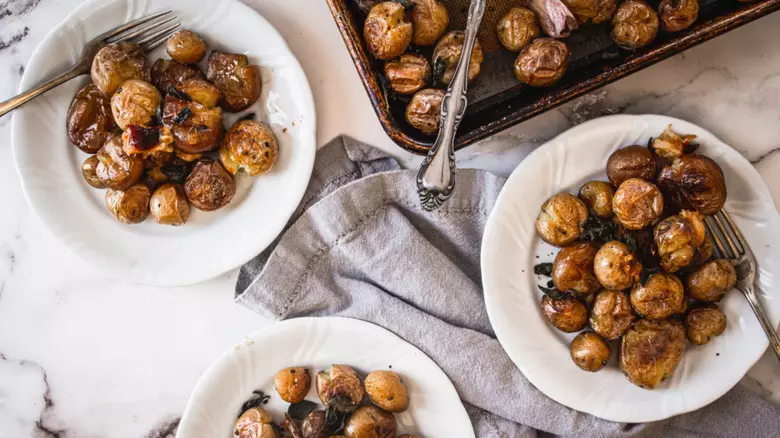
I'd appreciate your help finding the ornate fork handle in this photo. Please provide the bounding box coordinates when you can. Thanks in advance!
[0,65,86,118]
[740,284,780,361]
[417,0,485,211]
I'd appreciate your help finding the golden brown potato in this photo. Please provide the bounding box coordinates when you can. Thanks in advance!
[405,88,444,135]
[630,273,685,319]
[432,31,484,86]
[594,241,642,290]
[364,370,409,413]
[607,145,657,186]
[274,367,312,404]
[177,78,222,109]
[96,134,144,190]
[234,407,276,438]
[81,155,105,188]
[541,295,588,333]
[658,0,699,33]
[552,242,600,295]
[409,0,449,46]
[344,406,396,438]
[166,30,208,64]
[162,95,224,154]
[91,42,150,97]
[220,120,278,176]
[513,38,570,87]
[206,51,262,112]
[570,332,612,372]
[589,289,634,340]
[183,159,236,211]
[563,0,617,24]
[613,178,664,230]
[121,125,175,161]
[67,84,116,153]
[686,304,727,345]
[687,259,737,302]
[364,2,413,60]
[151,59,204,94]
[657,154,727,216]
[110,80,161,130]
[384,54,431,95]
[579,181,615,218]
[611,0,659,50]
[105,184,151,224]
[316,365,365,413]
[536,193,588,247]
[149,183,190,226]
[650,124,697,160]
[654,210,706,272]
[496,7,540,52]
[620,319,685,389]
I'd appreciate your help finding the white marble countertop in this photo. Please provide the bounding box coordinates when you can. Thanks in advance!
[1,0,780,436]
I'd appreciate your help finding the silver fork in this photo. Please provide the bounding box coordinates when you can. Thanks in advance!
[704,209,780,362]
[0,10,180,118]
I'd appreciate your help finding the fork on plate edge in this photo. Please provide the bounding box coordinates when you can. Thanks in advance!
[0,10,180,118]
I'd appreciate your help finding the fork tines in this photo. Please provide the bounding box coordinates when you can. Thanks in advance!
[105,10,181,52]
[704,210,751,260]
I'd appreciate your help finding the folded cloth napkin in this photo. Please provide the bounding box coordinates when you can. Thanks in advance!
[235,136,780,437]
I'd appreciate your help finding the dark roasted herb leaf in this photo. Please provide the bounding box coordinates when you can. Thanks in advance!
[161,160,195,183]
[238,112,256,122]
[639,266,660,285]
[173,107,192,124]
[167,85,192,102]
[647,137,654,150]
[238,390,270,418]
[533,262,553,276]
[397,0,415,10]
[684,142,700,154]
[288,400,318,421]
[538,285,569,300]
[324,406,347,434]
[581,213,618,244]
[280,413,303,438]
[546,280,555,288]
[432,58,447,86]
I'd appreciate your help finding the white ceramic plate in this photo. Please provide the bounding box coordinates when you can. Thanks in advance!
[11,0,315,286]
[481,114,780,423]
[177,317,474,438]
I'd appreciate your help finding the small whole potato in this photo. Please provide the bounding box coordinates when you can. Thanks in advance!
[105,184,151,224]
[513,38,569,87]
[594,241,642,290]
[654,210,706,272]
[274,367,312,404]
[536,193,588,247]
[552,242,600,296]
[650,124,698,160]
[166,30,208,64]
[178,78,222,109]
[234,407,276,438]
[563,0,617,24]
[607,145,657,186]
[658,0,699,33]
[657,154,727,216]
[81,155,106,188]
[409,0,449,46]
[384,54,431,95]
[183,159,236,211]
[570,332,612,372]
[161,95,224,154]
[364,2,413,60]
[687,259,737,302]
[541,295,588,333]
[620,319,685,389]
[613,178,664,230]
[579,181,615,218]
[67,83,116,153]
[151,59,205,94]
[611,0,659,50]
[432,31,484,86]
[150,183,190,226]
[96,134,145,190]
[686,304,727,345]
[364,370,409,413]
[111,80,161,130]
[316,365,365,413]
[496,7,540,52]
[220,120,279,176]
[630,273,685,320]
[206,51,262,112]
[405,88,444,135]
[91,42,150,97]
[589,289,634,340]
[344,406,397,438]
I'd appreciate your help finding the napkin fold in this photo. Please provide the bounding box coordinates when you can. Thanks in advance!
[235,136,780,437]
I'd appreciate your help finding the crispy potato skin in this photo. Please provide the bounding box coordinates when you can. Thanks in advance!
[316,365,365,413]
[513,38,569,87]
[536,193,589,247]
[151,59,204,94]
[589,290,634,340]
[607,145,657,186]
[166,30,208,64]
[183,160,236,211]
[658,0,699,33]
[553,242,600,295]
[274,367,312,404]
[384,54,431,95]
[364,370,409,413]
[594,241,642,290]
[687,259,737,302]
[620,319,685,389]
[433,31,484,86]
[150,183,190,226]
[579,180,615,218]
[570,332,612,372]
[96,134,144,190]
[405,88,445,135]
[344,406,397,438]
[234,408,275,438]
[630,273,685,320]
[364,2,413,60]
[409,0,449,46]
[162,95,224,154]
[178,78,222,109]
[686,304,727,344]
[91,42,150,97]
[496,7,540,52]
[105,184,151,224]
[206,51,262,112]
[654,210,706,272]
[111,80,161,130]
[611,0,659,50]
[657,154,727,216]
[541,295,588,332]
[563,0,617,24]
[81,155,106,188]
[613,178,664,230]
[67,84,116,153]
[220,120,279,176]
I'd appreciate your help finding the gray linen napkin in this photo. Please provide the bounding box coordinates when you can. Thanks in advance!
[235,136,780,437]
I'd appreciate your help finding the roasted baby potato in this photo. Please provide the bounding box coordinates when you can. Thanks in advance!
[589,289,634,340]
[611,0,659,50]
[594,241,642,290]
[650,124,697,160]
[166,30,208,64]
[105,184,151,224]
[579,181,615,218]
[177,78,222,109]
[513,38,569,87]
[67,83,116,153]
[96,134,144,190]
[613,178,664,230]
[234,407,276,438]
[620,319,685,389]
[151,59,204,94]
[206,51,262,112]
[409,0,449,46]
[405,88,444,135]
[687,259,737,302]
[657,154,727,215]
[365,370,409,413]
[570,332,612,372]
[432,31,484,86]
[81,155,105,188]
[563,0,617,24]
[149,183,190,226]
[607,145,657,186]
[654,210,706,272]
[344,406,396,438]
[552,242,600,295]
[541,295,588,333]
[91,42,150,97]
[162,95,224,154]
[384,54,431,95]
[658,0,699,33]
[110,80,161,130]
[536,193,589,247]
[686,304,727,345]
[183,159,236,211]
[274,367,312,404]
[316,365,365,413]
[496,7,541,52]
[220,120,279,176]
[364,2,413,60]
[630,273,685,320]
